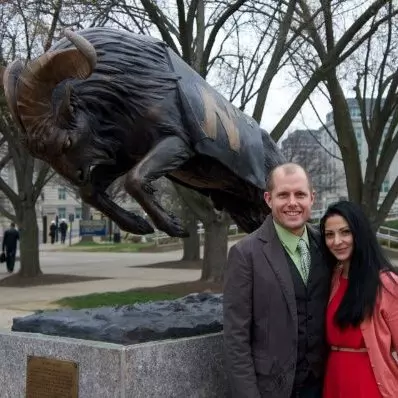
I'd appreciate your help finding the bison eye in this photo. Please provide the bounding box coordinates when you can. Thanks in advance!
[63,137,72,151]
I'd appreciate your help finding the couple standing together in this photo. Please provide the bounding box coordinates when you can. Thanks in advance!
[224,163,398,398]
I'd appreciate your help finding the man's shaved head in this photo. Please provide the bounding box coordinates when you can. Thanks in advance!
[265,163,313,192]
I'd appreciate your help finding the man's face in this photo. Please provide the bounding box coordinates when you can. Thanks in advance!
[264,168,314,236]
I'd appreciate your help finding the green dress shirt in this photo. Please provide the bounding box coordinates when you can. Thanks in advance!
[273,221,310,282]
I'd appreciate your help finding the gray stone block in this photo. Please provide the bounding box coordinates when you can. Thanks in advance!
[0,332,123,398]
[0,330,225,397]
[125,333,224,398]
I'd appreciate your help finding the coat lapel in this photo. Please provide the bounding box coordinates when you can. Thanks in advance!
[258,217,297,321]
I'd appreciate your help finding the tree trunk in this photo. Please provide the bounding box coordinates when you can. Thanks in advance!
[201,217,229,283]
[80,201,93,243]
[326,74,363,203]
[17,203,42,277]
[173,183,229,281]
[181,205,200,261]
[108,218,113,242]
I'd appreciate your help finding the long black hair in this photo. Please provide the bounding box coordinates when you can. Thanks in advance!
[320,200,397,328]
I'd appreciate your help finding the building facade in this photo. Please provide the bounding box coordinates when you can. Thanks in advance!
[319,98,396,207]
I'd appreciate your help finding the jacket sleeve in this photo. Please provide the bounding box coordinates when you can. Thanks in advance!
[383,273,398,353]
[2,231,7,252]
[223,244,261,398]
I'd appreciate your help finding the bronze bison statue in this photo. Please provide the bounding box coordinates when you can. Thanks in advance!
[1,28,285,237]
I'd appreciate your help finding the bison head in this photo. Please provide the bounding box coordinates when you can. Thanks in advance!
[2,30,118,187]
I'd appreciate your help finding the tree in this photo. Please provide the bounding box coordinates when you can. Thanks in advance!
[0,0,108,276]
[290,0,398,228]
[0,0,60,277]
[154,180,201,261]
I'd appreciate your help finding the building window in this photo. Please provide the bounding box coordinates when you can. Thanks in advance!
[351,108,360,118]
[75,207,82,219]
[58,187,66,200]
[58,207,66,219]
[382,180,390,193]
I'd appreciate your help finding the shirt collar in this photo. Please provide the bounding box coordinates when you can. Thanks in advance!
[273,220,309,255]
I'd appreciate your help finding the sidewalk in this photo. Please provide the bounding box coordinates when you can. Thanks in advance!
[39,236,81,251]
[0,248,201,330]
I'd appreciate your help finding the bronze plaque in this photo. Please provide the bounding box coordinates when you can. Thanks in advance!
[26,356,78,398]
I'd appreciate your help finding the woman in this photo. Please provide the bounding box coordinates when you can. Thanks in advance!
[320,201,398,398]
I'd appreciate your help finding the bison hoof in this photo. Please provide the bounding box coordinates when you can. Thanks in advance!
[136,223,155,235]
[120,215,154,235]
[157,216,189,238]
[170,228,189,238]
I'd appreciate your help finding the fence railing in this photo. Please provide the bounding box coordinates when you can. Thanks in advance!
[137,223,241,245]
[377,226,398,248]
[116,220,398,248]
[311,209,398,222]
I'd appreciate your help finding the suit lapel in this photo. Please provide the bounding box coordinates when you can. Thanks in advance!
[258,217,297,321]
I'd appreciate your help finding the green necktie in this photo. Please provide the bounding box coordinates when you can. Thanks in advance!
[297,238,311,284]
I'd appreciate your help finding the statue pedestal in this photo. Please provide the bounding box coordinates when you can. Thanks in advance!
[0,330,224,397]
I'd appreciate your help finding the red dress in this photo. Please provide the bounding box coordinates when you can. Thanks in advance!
[323,276,382,398]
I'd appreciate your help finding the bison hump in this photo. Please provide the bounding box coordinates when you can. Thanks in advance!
[167,49,266,190]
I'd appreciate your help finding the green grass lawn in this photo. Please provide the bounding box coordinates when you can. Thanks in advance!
[384,220,398,230]
[55,291,181,309]
[63,240,153,252]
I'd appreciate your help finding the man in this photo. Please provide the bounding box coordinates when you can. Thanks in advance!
[59,219,68,244]
[224,163,331,398]
[2,222,19,273]
[49,221,57,244]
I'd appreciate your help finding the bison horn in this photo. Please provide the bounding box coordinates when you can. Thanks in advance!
[63,29,97,72]
[8,30,97,139]
[2,60,26,133]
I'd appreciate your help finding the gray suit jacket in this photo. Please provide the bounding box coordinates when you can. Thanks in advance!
[223,215,322,398]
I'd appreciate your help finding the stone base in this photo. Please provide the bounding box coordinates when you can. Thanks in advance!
[0,331,224,397]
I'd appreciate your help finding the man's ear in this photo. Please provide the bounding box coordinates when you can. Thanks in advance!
[264,191,272,208]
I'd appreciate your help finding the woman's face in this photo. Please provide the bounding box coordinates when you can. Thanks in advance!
[324,214,354,264]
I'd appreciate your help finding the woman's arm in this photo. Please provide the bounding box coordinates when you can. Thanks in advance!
[381,272,398,352]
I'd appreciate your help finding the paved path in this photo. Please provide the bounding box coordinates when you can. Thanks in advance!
[0,249,201,329]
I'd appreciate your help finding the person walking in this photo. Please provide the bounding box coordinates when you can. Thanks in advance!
[224,163,332,398]
[2,222,19,273]
[59,219,68,244]
[49,220,57,244]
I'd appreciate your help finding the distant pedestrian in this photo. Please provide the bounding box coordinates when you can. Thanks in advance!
[49,220,57,244]
[2,222,19,273]
[59,219,68,244]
